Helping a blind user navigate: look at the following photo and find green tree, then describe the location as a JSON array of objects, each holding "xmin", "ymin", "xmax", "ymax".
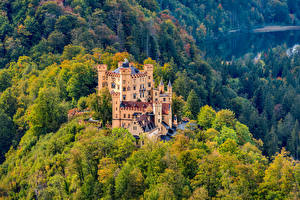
[
  {"xmin": 172, "ymin": 94, "xmax": 185, "ymax": 121},
  {"xmin": 87, "ymin": 88, "xmax": 112, "ymax": 124},
  {"xmin": 61, "ymin": 45, "xmax": 85, "ymax": 60},
  {"xmin": 235, "ymin": 121, "xmax": 253, "ymax": 145},
  {"xmin": 0, "ymin": 88, "xmax": 18, "ymax": 118},
  {"xmin": 0, "ymin": 109, "xmax": 15, "ymax": 163},
  {"xmin": 0, "ymin": 69, "xmax": 11, "ymax": 92},
  {"xmin": 47, "ymin": 31, "xmax": 66, "ymax": 53},
  {"xmin": 185, "ymin": 90, "xmax": 200, "ymax": 120},
  {"xmin": 197, "ymin": 105, "xmax": 216, "ymax": 130},
  {"xmin": 214, "ymin": 126, "xmax": 238, "ymax": 145},
  {"xmin": 28, "ymin": 87, "xmax": 67, "ymax": 136},
  {"xmin": 258, "ymin": 149, "xmax": 299, "ymax": 200},
  {"xmin": 212, "ymin": 109, "xmax": 236, "ymax": 131},
  {"xmin": 115, "ymin": 164, "xmax": 145, "ymax": 199},
  {"xmin": 264, "ymin": 126, "xmax": 279, "ymax": 157},
  {"xmin": 66, "ymin": 63, "xmax": 96, "ymax": 101},
  {"xmin": 77, "ymin": 96, "xmax": 88, "ymax": 111}
]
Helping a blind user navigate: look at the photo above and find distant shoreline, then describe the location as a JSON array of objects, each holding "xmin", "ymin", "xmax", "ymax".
[
  {"xmin": 253, "ymin": 26, "xmax": 300, "ymax": 33},
  {"xmin": 228, "ymin": 25, "xmax": 300, "ymax": 34}
]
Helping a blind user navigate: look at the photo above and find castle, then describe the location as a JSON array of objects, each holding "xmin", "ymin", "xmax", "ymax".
[{"xmin": 97, "ymin": 59, "xmax": 175, "ymax": 138}]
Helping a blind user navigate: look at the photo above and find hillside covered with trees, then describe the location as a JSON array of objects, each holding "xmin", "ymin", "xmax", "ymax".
[
  {"xmin": 0, "ymin": 0, "xmax": 300, "ymax": 199},
  {"xmin": 0, "ymin": 105, "xmax": 299, "ymax": 199}
]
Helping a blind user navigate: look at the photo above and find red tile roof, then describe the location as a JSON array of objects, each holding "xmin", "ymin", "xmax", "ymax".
[{"xmin": 120, "ymin": 101, "xmax": 152, "ymax": 109}]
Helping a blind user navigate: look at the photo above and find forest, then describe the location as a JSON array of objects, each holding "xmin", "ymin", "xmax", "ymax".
[{"xmin": 0, "ymin": 0, "xmax": 299, "ymax": 199}]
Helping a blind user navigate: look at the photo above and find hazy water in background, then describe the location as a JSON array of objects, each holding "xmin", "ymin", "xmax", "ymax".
[{"xmin": 202, "ymin": 29, "xmax": 300, "ymax": 60}]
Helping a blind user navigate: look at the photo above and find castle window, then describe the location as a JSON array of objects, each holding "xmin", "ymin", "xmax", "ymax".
[
  {"xmin": 163, "ymin": 98, "xmax": 166, "ymax": 102},
  {"xmin": 148, "ymin": 76, "xmax": 151, "ymax": 80},
  {"xmin": 155, "ymin": 92, "xmax": 157, "ymax": 96},
  {"xmin": 102, "ymin": 76, "xmax": 105, "ymax": 80},
  {"xmin": 123, "ymin": 87, "xmax": 126, "ymax": 91},
  {"xmin": 155, "ymin": 98, "xmax": 158, "ymax": 101},
  {"xmin": 123, "ymin": 80, "xmax": 126, "ymax": 84},
  {"xmin": 127, "ymin": 86, "xmax": 130, "ymax": 91},
  {"xmin": 133, "ymin": 86, "xmax": 136, "ymax": 90},
  {"xmin": 124, "ymin": 114, "xmax": 126, "ymax": 118},
  {"xmin": 158, "ymin": 119, "xmax": 160, "ymax": 122},
  {"xmin": 133, "ymin": 126, "xmax": 137, "ymax": 130},
  {"xmin": 111, "ymin": 83, "xmax": 115, "ymax": 88},
  {"xmin": 123, "ymin": 95, "xmax": 126, "ymax": 100},
  {"xmin": 128, "ymin": 114, "xmax": 130, "ymax": 118},
  {"xmin": 148, "ymin": 91, "xmax": 151, "ymax": 95},
  {"xmin": 148, "ymin": 82, "xmax": 151, "ymax": 87},
  {"xmin": 133, "ymin": 94, "xmax": 136, "ymax": 99}
]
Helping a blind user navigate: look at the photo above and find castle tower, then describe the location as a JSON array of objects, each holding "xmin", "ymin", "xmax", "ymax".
[
  {"xmin": 173, "ymin": 115, "xmax": 178, "ymax": 126},
  {"xmin": 159, "ymin": 79, "xmax": 164, "ymax": 93},
  {"xmin": 97, "ymin": 64, "xmax": 108, "ymax": 93},
  {"xmin": 119, "ymin": 59, "xmax": 131, "ymax": 102},
  {"xmin": 153, "ymin": 102, "xmax": 162, "ymax": 130},
  {"xmin": 144, "ymin": 64, "xmax": 154, "ymax": 101},
  {"xmin": 112, "ymin": 92, "xmax": 121, "ymax": 128},
  {"xmin": 167, "ymin": 80, "xmax": 172, "ymax": 103},
  {"xmin": 168, "ymin": 81, "xmax": 173, "ymax": 127},
  {"xmin": 167, "ymin": 80, "xmax": 172, "ymax": 94}
]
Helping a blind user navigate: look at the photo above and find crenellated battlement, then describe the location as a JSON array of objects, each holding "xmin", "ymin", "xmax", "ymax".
[{"xmin": 98, "ymin": 58, "xmax": 173, "ymax": 137}]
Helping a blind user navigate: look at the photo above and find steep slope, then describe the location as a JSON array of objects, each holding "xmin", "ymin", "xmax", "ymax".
[{"xmin": 0, "ymin": 107, "xmax": 298, "ymax": 199}]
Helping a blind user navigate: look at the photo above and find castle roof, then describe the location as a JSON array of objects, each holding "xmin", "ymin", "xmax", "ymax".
[
  {"xmin": 168, "ymin": 80, "xmax": 172, "ymax": 87},
  {"xmin": 137, "ymin": 113, "xmax": 156, "ymax": 132},
  {"xmin": 120, "ymin": 101, "xmax": 152, "ymax": 109},
  {"xmin": 160, "ymin": 78, "xmax": 164, "ymax": 85},
  {"xmin": 112, "ymin": 59, "xmax": 140, "ymax": 75},
  {"xmin": 112, "ymin": 66, "xmax": 140, "ymax": 75}
]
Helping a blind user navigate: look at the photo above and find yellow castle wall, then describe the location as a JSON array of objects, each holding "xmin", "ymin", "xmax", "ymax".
[{"xmin": 98, "ymin": 62, "xmax": 172, "ymax": 136}]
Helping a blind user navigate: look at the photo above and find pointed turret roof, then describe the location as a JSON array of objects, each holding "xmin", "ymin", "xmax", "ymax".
[
  {"xmin": 168, "ymin": 80, "xmax": 172, "ymax": 87},
  {"xmin": 160, "ymin": 78, "xmax": 164, "ymax": 85}
]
